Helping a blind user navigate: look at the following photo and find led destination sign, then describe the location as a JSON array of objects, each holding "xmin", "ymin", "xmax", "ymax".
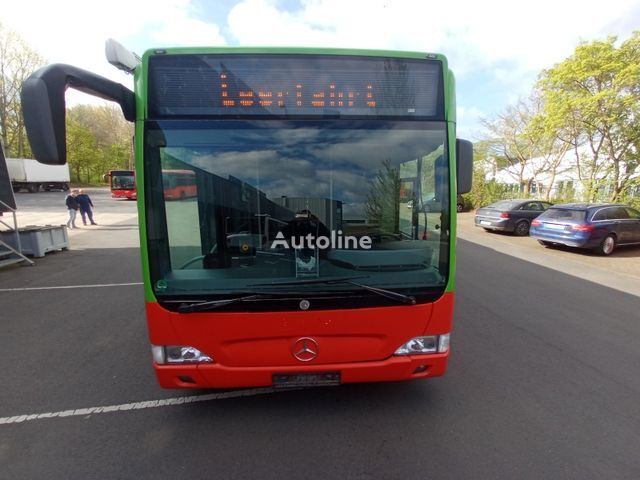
[{"xmin": 148, "ymin": 54, "xmax": 443, "ymax": 118}]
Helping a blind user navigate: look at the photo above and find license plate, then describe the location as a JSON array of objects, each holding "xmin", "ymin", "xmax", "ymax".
[
  {"xmin": 545, "ymin": 223, "xmax": 566, "ymax": 230},
  {"xmin": 273, "ymin": 372, "xmax": 341, "ymax": 389},
  {"xmin": 480, "ymin": 221, "xmax": 492, "ymax": 226}
]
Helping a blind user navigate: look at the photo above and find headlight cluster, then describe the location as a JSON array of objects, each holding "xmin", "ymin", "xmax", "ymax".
[
  {"xmin": 394, "ymin": 334, "xmax": 450, "ymax": 355},
  {"xmin": 151, "ymin": 345, "xmax": 213, "ymax": 364}
]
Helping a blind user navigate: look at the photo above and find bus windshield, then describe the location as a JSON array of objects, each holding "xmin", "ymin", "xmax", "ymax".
[
  {"xmin": 145, "ymin": 119, "xmax": 450, "ymax": 305},
  {"xmin": 111, "ymin": 171, "xmax": 135, "ymax": 190}
]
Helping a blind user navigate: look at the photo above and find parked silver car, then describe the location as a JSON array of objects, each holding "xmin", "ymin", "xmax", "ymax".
[{"xmin": 475, "ymin": 199, "xmax": 553, "ymax": 236}]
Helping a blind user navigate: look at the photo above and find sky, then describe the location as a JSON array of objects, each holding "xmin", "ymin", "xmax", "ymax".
[{"xmin": 3, "ymin": 0, "xmax": 639, "ymax": 139}]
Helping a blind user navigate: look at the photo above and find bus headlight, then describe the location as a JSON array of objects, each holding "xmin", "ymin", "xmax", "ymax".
[
  {"xmin": 151, "ymin": 345, "xmax": 214, "ymax": 364},
  {"xmin": 438, "ymin": 333, "xmax": 450, "ymax": 353},
  {"xmin": 394, "ymin": 334, "xmax": 450, "ymax": 355}
]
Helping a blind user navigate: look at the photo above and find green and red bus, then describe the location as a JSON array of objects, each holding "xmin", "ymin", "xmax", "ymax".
[{"xmin": 22, "ymin": 42, "xmax": 472, "ymax": 389}]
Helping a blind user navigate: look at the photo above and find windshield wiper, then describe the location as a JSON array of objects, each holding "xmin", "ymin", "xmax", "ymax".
[
  {"xmin": 178, "ymin": 294, "xmax": 268, "ymax": 313},
  {"xmin": 250, "ymin": 276, "xmax": 416, "ymax": 305}
]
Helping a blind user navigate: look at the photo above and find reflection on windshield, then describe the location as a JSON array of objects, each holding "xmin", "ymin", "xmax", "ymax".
[{"xmin": 145, "ymin": 120, "xmax": 450, "ymax": 302}]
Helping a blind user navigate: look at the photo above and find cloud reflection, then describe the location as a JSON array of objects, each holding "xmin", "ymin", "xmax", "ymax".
[{"xmin": 164, "ymin": 124, "xmax": 445, "ymax": 219}]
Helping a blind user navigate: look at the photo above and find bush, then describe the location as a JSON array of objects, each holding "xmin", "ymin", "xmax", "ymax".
[
  {"xmin": 549, "ymin": 195, "xmax": 577, "ymax": 205},
  {"xmin": 468, "ymin": 176, "xmax": 509, "ymax": 209},
  {"xmin": 619, "ymin": 195, "xmax": 640, "ymax": 210}
]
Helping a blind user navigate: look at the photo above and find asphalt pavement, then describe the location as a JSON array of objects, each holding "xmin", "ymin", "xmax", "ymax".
[
  {"xmin": 1, "ymin": 192, "xmax": 639, "ymax": 479},
  {"xmin": 457, "ymin": 211, "xmax": 640, "ymax": 297}
]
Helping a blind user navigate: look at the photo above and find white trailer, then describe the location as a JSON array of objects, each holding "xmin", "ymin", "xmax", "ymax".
[{"xmin": 6, "ymin": 158, "xmax": 70, "ymax": 193}]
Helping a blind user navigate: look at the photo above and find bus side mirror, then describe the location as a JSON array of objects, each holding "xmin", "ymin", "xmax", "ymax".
[
  {"xmin": 456, "ymin": 139, "xmax": 473, "ymax": 194},
  {"xmin": 21, "ymin": 71, "xmax": 66, "ymax": 164},
  {"xmin": 21, "ymin": 63, "xmax": 135, "ymax": 165}
]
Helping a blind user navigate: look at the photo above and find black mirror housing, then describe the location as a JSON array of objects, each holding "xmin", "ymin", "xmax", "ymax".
[
  {"xmin": 21, "ymin": 64, "xmax": 135, "ymax": 165},
  {"xmin": 456, "ymin": 138, "xmax": 473, "ymax": 194}
]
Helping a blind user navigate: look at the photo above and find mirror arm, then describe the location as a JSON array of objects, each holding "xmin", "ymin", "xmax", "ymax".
[{"xmin": 21, "ymin": 63, "xmax": 135, "ymax": 164}]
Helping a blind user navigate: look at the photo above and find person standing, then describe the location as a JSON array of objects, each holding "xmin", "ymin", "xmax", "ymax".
[
  {"xmin": 65, "ymin": 189, "xmax": 79, "ymax": 229},
  {"xmin": 76, "ymin": 189, "xmax": 97, "ymax": 225}
]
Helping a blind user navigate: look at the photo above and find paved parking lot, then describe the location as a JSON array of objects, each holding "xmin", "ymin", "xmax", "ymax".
[
  {"xmin": 457, "ymin": 211, "xmax": 640, "ymax": 297},
  {"xmin": 3, "ymin": 188, "xmax": 140, "ymax": 251},
  {"xmin": 6, "ymin": 191, "xmax": 639, "ymax": 297},
  {"xmin": 2, "ymin": 191, "xmax": 640, "ymax": 479}
]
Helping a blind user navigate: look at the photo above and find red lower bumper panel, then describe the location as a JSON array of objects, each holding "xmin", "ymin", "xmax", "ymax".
[{"xmin": 153, "ymin": 353, "xmax": 448, "ymax": 389}]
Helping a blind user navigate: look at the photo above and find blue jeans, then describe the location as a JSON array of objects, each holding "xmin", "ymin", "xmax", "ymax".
[
  {"xmin": 80, "ymin": 208, "xmax": 95, "ymax": 225},
  {"xmin": 67, "ymin": 209, "xmax": 78, "ymax": 228}
]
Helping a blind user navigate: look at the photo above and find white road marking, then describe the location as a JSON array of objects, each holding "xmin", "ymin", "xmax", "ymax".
[
  {"xmin": 0, "ymin": 387, "xmax": 290, "ymax": 425},
  {"xmin": 0, "ymin": 282, "xmax": 143, "ymax": 293}
]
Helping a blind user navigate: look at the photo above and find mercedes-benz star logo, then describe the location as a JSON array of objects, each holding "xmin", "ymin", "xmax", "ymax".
[{"xmin": 292, "ymin": 337, "xmax": 319, "ymax": 362}]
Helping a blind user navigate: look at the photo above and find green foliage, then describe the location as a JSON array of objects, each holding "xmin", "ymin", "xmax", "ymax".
[
  {"xmin": 468, "ymin": 175, "xmax": 509, "ymax": 208},
  {"xmin": 467, "ymin": 140, "xmax": 510, "ymax": 208},
  {"xmin": 549, "ymin": 180, "xmax": 577, "ymax": 205},
  {"xmin": 622, "ymin": 197, "xmax": 640, "ymax": 210},
  {"xmin": 474, "ymin": 31, "xmax": 640, "ymax": 207},
  {"xmin": 365, "ymin": 159, "xmax": 401, "ymax": 233},
  {"xmin": 66, "ymin": 104, "xmax": 133, "ymax": 184},
  {"xmin": 619, "ymin": 177, "xmax": 640, "ymax": 209},
  {"xmin": 1, "ymin": 24, "xmax": 132, "ymax": 182},
  {"xmin": 67, "ymin": 117, "xmax": 98, "ymax": 183},
  {"xmin": 0, "ymin": 22, "xmax": 45, "ymax": 157},
  {"xmin": 537, "ymin": 32, "xmax": 640, "ymax": 202}
]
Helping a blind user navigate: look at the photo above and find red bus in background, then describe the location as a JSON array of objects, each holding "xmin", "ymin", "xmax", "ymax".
[
  {"xmin": 107, "ymin": 169, "xmax": 136, "ymax": 199},
  {"xmin": 162, "ymin": 169, "xmax": 197, "ymax": 200},
  {"xmin": 106, "ymin": 169, "xmax": 196, "ymax": 200}
]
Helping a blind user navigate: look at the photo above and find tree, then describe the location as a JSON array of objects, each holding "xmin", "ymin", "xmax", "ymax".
[
  {"xmin": 66, "ymin": 116, "xmax": 99, "ymax": 183},
  {"xmin": 538, "ymin": 32, "xmax": 640, "ymax": 202},
  {"xmin": 0, "ymin": 22, "xmax": 45, "ymax": 157},
  {"xmin": 0, "ymin": 25, "xmax": 133, "ymax": 183},
  {"xmin": 365, "ymin": 159, "xmax": 400, "ymax": 233},
  {"xmin": 466, "ymin": 140, "xmax": 507, "ymax": 207},
  {"xmin": 481, "ymin": 92, "xmax": 569, "ymax": 199},
  {"xmin": 66, "ymin": 104, "xmax": 134, "ymax": 184},
  {"xmin": 526, "ymin": 98, "xmax": 572, "ymax": 201}
]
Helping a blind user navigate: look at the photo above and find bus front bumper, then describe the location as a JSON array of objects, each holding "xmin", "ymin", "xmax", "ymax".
[{"xmin": 153, "ymin": 353, "xmax": 449, "ymax": 389}]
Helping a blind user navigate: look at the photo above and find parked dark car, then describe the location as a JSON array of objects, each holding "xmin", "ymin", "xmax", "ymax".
[
  {"xmin": 474, "ymin": 199, "xmax": 553, "ymax": 236},
  {"xmin": 530, "ymin": 203, "xmax": 640, "ymax": 255}
]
